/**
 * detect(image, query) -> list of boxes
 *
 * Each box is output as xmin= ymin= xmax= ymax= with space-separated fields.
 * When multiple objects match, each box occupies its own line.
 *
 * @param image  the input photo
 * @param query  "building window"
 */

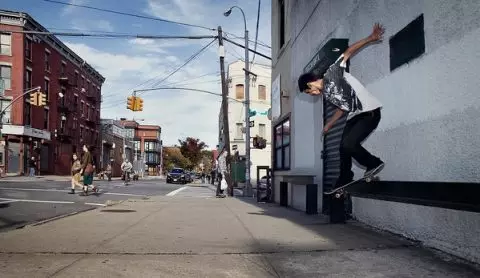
xmin=258 ymin=85 xmax=266 ymax=100
xmin=0 ymin=65 xmax=11 ymax=91
xmin=274 ymin=118 xmax=290 ymax=170
xmin=0 ymin=33 xmax=11 ymax=55
xmin=390 ymin=14 xmax=425 ymax=71
xmin=235 ymin=84 xmax=244 ymax=99
xmin=81 ymin=76 xmax=85 ymax=88
xmin=25 ymin=69 xmax=32 ymax=89
xmin=81 ymin=101 xmax=84 ymax=115
xmin=44 ymin=51 xmax=50 ymax=71
xmin=25 ymin=38 xmax=32 ymax=60
xmin=74 ymin=95 xmax=78 ymax=109
xmin=73 ymin=117 xmax=77 ymax=129
xmin=60 ymin=88 xmax=66 ymax=106
xmin=44 ymin=79 xmax=50 ymax=102
xmin=144 ymin=141 xmax=157 ymax=152
xmin=80 ymin=126 xmax=83 ymax=139
xmin=279 ymin=0 xmax=285 ymax=48
xmin=0 ymin=99 xmax=11 ymax=123
xmin=44 ymin=109 xmax=49 ymax=129
xmin=259 ymin=123 xmax=266 ymax=138
xmin=24 ymin=102 xmax=31 ymax=126
xmin=236 ymin=123 xmax=243 ymax=139
xmin=74 ymin=72 xmax=79 ymax=87
xmin=61 ymin=62 xmax=66 ymax=75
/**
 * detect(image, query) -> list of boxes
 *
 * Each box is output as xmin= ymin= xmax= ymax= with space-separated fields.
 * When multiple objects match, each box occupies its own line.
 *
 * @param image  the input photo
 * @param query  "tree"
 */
xmin=163 ymin=146 xmax=190 ymax=172
xmin=178 ymin=137 xmax=208 ymax=169
xmin=199 ymin=150 xmax=213 ymax=173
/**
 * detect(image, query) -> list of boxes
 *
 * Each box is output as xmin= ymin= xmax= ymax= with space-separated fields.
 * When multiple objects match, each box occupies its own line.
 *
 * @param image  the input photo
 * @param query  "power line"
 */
xmin=43 ymin=0 xmax=216 ymax=32
xmin=251 ymin=0 xmax=262 ymax=64
xmin=143 ymin=39 xmax=217 ymax=91
xmin=0 ymin=29 xmax=216 ymax=40
xmin=101 ymin=39 xmax=216 ymax=109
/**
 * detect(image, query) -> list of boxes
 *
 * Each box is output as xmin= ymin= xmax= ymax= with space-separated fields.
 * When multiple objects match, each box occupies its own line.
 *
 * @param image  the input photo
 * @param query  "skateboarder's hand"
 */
xmin=369 ymin=23 xmax=385 ymax=42
xmin=322 ymin=124 xmax=332 ymax=135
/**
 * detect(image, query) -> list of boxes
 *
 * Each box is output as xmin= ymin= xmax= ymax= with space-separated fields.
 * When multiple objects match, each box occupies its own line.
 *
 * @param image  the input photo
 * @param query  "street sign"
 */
xmin=249 ymin=120 xmax=254 ymax=127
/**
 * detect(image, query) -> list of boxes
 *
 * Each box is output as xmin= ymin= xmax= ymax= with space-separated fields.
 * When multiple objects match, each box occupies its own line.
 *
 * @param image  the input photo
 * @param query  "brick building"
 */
xmin=99 ymin=119 xmax=133 ymax=177
xmin=120 ymin=120 xmax=162 ymax=176
xmin=0 ymin=10 xmax=104 ymax=175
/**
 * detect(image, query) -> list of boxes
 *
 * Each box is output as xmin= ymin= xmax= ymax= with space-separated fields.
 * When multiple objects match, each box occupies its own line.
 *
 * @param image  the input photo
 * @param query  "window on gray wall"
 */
xmin=274 ymin=118 xmax=290 ymax=170
xmin=389 ymin=14 xmax=425 ymax=71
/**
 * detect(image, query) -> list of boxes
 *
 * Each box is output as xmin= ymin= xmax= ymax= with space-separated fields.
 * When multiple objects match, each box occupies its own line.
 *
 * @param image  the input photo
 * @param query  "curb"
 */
xmin=30 ymin=207 xmax=97 ymax=227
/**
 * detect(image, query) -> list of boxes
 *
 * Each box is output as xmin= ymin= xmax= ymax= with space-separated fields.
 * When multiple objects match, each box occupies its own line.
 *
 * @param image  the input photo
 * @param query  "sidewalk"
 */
xmin=0 ymin=187 xmax=478 ymax=277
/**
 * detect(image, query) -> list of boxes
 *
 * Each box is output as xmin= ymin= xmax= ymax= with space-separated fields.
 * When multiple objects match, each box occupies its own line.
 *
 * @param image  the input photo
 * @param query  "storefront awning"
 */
xmin=1 ymin=125 xmax=51 ymax=140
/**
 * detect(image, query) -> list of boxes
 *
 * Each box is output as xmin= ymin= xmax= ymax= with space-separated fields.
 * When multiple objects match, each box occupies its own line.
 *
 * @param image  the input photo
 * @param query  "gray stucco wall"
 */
xmin=284 ymin=0 xmax=480 ymax=263
xmin=290 ymin=0 xmax=480 ymax=182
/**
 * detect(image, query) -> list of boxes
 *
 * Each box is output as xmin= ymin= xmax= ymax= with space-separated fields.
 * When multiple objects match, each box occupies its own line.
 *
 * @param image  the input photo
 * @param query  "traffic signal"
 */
xmin=135 ymin=97 xmax=144 ymax=111
xmin=38 ymin=93 xmax=47 ymax=106
xmin=127 ymin=96 xmax=136 ymax=111
xmin=30 ymin=92 xmax=38 ymax=106
xmin=253 ymin=136 xmax=267 ymax=149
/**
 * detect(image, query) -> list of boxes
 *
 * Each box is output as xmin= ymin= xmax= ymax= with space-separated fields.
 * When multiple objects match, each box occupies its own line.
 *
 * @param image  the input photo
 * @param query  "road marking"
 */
xmin=0 ymin=200 xmax=18 ymax=205
xmin=166 ymin=186 xmax=188 ymax=196
xmin=0 ymin=198 xmax=75 ymax=204
xmin=0 ymin=187 xmax=146 ymax=197
xmin=85 ymin=202 xmax=107 ymax=207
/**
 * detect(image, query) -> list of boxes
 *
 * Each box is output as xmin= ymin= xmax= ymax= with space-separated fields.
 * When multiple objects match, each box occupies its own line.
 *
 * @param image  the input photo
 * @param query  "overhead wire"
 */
xmin=141 ymin=38 xmax=217 ymax=92
xmin=251 ymin=0 xmax=262 ymax=64
xmin=42 ymin=0 xmax=271 ymax=49
xmin=102 ymin=38 xmax=217 ymax=109
xmin=43 ymin=0 xmax=216 ymax=31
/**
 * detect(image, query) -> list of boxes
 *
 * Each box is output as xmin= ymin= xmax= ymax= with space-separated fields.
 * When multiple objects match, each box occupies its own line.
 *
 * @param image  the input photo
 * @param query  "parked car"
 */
xmin=166 ymin=168 xmax=187 ymax=184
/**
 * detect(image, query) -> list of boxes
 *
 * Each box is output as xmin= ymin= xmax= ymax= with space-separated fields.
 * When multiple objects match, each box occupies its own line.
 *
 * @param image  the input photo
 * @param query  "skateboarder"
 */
xmin=297 ymin=23 xmax=386 ymax=190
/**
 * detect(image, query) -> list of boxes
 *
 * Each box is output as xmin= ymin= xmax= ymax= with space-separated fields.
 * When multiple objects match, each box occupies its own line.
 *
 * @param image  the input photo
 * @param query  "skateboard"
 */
xmin=324 ymin=175 xmax=379 ymax=198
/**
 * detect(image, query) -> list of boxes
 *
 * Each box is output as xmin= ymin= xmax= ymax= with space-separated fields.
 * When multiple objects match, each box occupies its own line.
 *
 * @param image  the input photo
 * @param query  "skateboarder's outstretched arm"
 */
xmin=343 ymin=23 xmax=385 ymax=62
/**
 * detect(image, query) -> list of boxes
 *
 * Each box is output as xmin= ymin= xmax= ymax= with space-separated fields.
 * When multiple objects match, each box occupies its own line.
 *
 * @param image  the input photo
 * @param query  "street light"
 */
xmin=224 ymin=5 xmax=253 ymax=197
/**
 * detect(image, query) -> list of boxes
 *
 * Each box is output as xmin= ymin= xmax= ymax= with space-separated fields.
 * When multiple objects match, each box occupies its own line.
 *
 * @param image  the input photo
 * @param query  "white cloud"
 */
xmin=71 ymin=19 xmax=115 ymax=32
xmin=61 ymin=0 xmax=88 ymax=16
xmin=65 ymin=42 xmax=222 ymax=147
xmin=62 ymin=0 xmax=272 ymax=148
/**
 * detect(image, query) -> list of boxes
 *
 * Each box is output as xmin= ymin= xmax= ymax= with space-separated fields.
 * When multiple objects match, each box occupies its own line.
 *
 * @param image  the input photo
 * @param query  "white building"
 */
xmin=271 ymin=0 xmax=480 ymax=265
xmin=218 ymin=60 xmax=272 ymax=183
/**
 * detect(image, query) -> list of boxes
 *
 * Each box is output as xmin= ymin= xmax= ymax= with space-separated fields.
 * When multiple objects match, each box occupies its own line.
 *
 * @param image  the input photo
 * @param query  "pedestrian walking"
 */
xmin=28 ymin=157 xmax=36 ymax=177
xmin=79 ymin=145 xmax=98 ymax=195
xmin=68 ymin=153 xmax=82 ymax=194
xmin=297 ymin=23 xmax=386 ymax=191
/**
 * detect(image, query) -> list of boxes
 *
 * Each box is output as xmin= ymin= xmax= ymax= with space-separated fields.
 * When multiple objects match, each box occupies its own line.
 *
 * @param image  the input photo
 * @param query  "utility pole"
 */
xmin=218 ymin=26 xmax=233 ymax=196
xmin=243 ymin=28 xmax=252 ymax=197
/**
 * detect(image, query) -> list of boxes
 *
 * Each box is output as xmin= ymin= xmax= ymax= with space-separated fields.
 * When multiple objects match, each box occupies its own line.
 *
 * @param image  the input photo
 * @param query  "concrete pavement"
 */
xmin=0 ymin=186 xmax=478 ymax=277
xmin=0 ymin=179 xmax=183 ymax=231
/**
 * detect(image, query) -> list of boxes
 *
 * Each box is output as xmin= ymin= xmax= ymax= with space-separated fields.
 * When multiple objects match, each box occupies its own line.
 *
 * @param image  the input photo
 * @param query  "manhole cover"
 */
xmin=101 ymin=209 xmax=136 ymax=213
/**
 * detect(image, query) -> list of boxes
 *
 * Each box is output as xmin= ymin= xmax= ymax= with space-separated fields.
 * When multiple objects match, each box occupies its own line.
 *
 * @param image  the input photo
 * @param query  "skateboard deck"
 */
xmin=324 ymin=175 xmax=379 ymax=196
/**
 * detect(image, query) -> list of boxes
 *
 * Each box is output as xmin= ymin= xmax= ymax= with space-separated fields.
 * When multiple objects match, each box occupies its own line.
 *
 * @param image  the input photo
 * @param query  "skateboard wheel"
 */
xmin=366 ymin=177 xmax=372 ymax=182
xmin=335 ymin=193 xmax=341 ymax=198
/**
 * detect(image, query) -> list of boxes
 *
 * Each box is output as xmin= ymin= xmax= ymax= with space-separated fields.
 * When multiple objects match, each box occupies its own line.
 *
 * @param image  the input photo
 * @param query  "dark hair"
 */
xmin=298 ymin=72 xmax=320 ymax=92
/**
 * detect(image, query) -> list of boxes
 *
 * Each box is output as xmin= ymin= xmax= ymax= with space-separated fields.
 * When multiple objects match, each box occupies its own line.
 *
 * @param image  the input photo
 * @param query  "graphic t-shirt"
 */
xmin=323 ymin=55 xmax=382 ymax=120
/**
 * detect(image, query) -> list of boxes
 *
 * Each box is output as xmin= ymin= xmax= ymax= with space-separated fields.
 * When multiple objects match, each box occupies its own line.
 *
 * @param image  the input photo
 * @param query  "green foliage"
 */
xmin=178 ymin=137 xmax=208 ymax=169
xmin=163 ymin=147 xmax=190 ymax=172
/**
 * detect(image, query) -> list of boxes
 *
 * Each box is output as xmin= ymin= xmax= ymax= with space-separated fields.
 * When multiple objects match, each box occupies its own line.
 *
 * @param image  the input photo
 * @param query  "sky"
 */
xmin=2 ymin=0 xmax=272 ymax=148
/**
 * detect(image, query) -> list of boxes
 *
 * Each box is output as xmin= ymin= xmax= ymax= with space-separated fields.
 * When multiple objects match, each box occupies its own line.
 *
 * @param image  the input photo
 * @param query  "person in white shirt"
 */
xmin=297 ymin=23 xmax=386 ymax=190
xmin=121 ymin=159 xmax=133 ymax=180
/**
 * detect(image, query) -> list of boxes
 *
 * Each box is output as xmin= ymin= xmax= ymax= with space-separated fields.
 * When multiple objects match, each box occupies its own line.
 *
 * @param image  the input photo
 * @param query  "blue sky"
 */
xmin=2 ymin=0 xmax=272 ymax=147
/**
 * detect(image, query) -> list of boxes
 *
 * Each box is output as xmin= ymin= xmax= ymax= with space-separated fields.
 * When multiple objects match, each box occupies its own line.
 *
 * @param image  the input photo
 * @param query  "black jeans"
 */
xmin=336 ymin=108 xmax=382 ymax=186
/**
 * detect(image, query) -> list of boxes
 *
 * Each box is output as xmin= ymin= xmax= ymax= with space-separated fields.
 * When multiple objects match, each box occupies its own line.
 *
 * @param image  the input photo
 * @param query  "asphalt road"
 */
xmin=0 ymin=179 xmax=185 ymax=232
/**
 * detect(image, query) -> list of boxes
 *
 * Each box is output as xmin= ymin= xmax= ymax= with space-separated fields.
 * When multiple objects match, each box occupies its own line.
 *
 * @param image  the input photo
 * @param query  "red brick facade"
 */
xmin=0 ymin=11 xmax=104 ymax=175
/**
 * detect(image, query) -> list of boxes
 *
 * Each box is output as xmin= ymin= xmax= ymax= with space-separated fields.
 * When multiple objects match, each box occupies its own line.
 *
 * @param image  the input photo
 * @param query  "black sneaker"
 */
xmin=68 ymin=189 xmax=75 ymax=194
xmin=365 ymin=162 xmax=385 ymax=178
